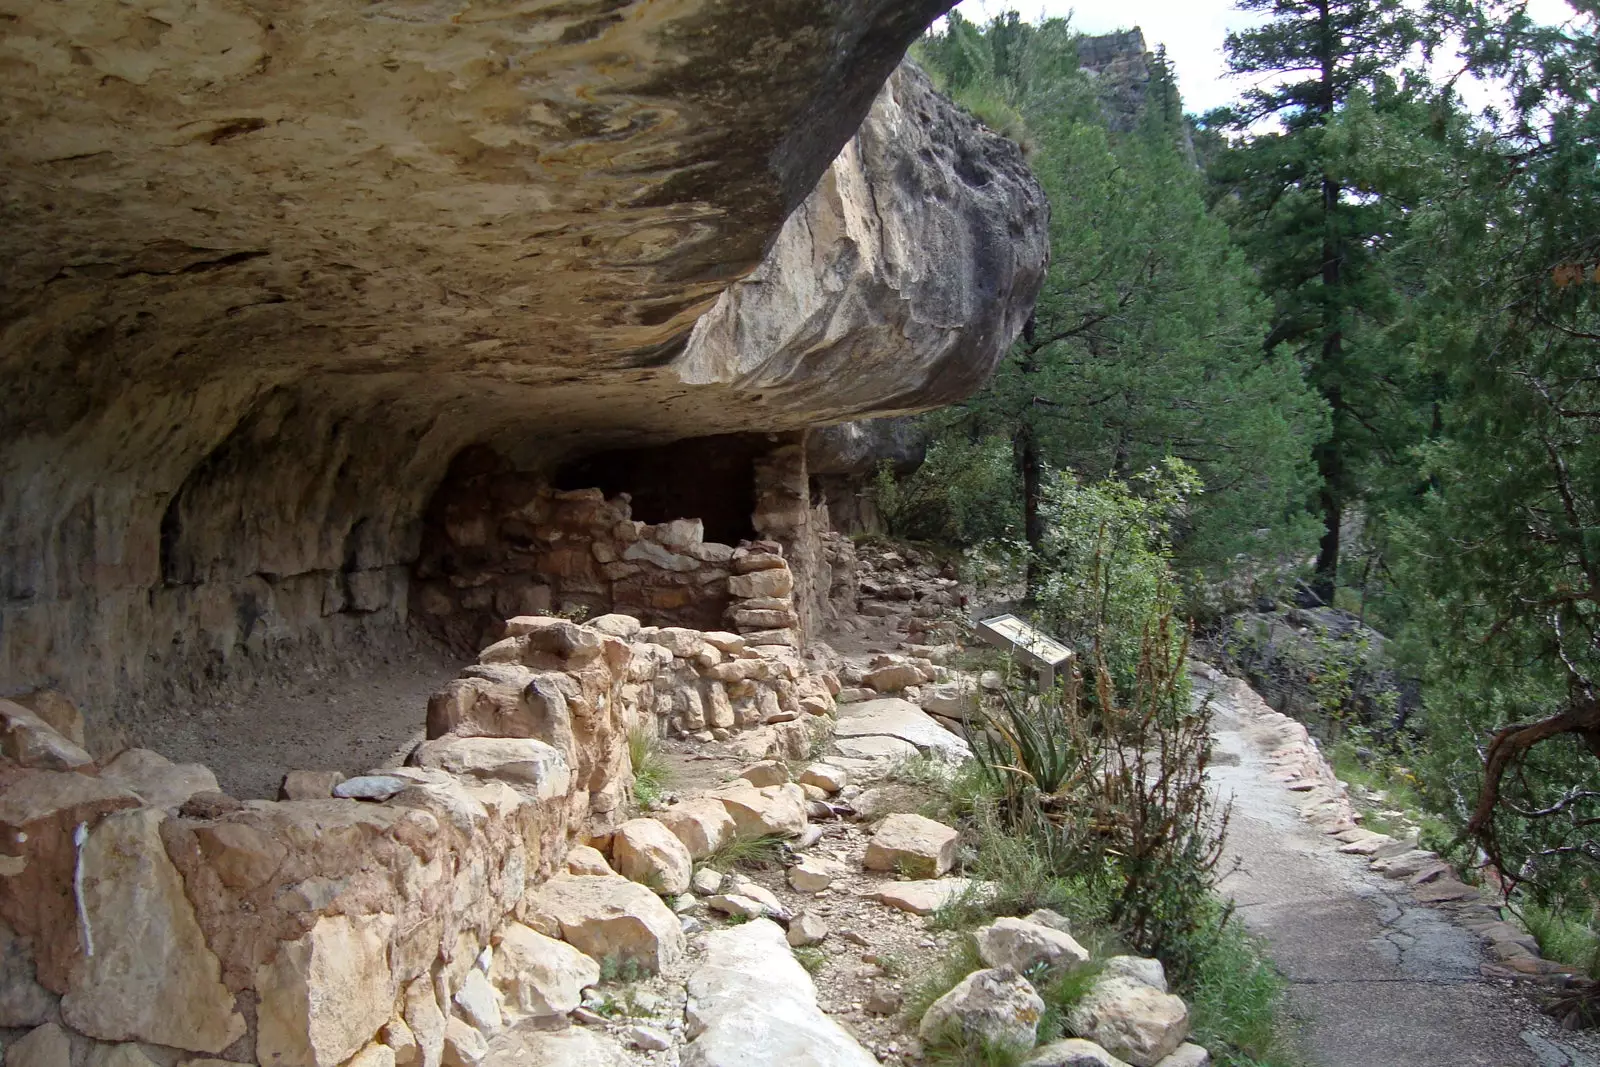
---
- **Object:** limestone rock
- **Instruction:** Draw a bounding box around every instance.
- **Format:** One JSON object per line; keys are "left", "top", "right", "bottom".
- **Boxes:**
{"left": 863, "top": 663, "right": 923, "bottom": 692}
{"left": 872, "top": 879, "right": 980, "bottom": 916}
{"left": 441, "top": 1018, "right": 487, "bottom": 1067}
{"left": 564, "top": 845, "right": 614, "bottom": 876}
{"left": 100, "top": 748, "right": 219, "bottom": 810}
{"left": 334, "top": 775, "right": 410, "bottom": 801}
{"left": 834, "top": 698, "right": 971, "bottom": 761}
{"left": 612, "top": 818, "right": 694, "bottom": 895}
{"left": 918, "top": 967, "right": 1044, "bottom": 1052}
{"left": 411, "top": 737, "right": 570, "bottom": 798}
{"left": 713, "top": 782, "right": 808, "bottom": 839}
{"left": 255, "top": 913, "right": 397, "bottom": 1067}
{"left": 863, "top": 812, "right": 960, "bottom": 877}
{"left": 193, "top": 821, "right": 289, "bottom": 890}
{"left": 524, "top": 874, "right": 685, "bottom": 974}
{"left": 0, "top": 921, "right": 57, "bottom": 1027}
{"left": 61, "top": 809, "right": 246, "bottom": 1053}
{"left": 489, "top": 923, "right": 600, "bottom": 1022}
{"left": 382, "top": 1016, "right": 418, "bottom": 1067}
{"left": 1154, "top": 1045, "right": 1210, "bottom": 1067}
{"left": 722, "top": 874, "right": 788, "bottom": 920}
{"left": 1025, "top": 909, "right": 1075, "bottom": 935}
{"left": 7, "top": 1023, "right": 72, "bottom": 1067}
{"left": 786, "top": 912, "right": 830, "bottom": 947}
{"left": 1024, "top": 1039, "right": 1133, "bottom": 1066}
{"left": 683, "top": 919, "right": 877, "bottom": 1067}
{"left": 787, "top": 855, "right": 843, "bottom": 893}
{"left": 1103, "top": 956, "right": 1167, "bottom": 993}
{"left": 974, "top": 917, "right": 1091, "bottom": 975}
{"left": 797, "top": 764, "right": 849, "bottom": 793}
{"left": 453, "top": 970, "right": 503, "bottom": 1034}
{"left": 728, "top": 569, "right": 794, "bottom": 599}
{"left": 8, "top": 689, "right": 86, "bottom": 747}
{"left": 403, "top": 977, "right": 446, "bottom": 1067}
{"left": 0, "top": 700, "right": 92, "bottom": 771}
{"left": 480, "top": 1026, "right": 628, "bottom": 1067}
{"left": 280, "top": 770, "right": 345, "bottom": 800}
{"left": 588, "top": 614, "right": 643, "bottom": 639}
{"left": 921, "top": 678, "right": 979, "bottom": 717}
{"left": 705, "top": 894, "right": 769, "bottom": 921}
{"left": 657, "top": 800, "right": 738, "bottom": 860}
{"left": 1067, "top": 977, "right": 1190, "bottom": 1067}
{"left": 623, "top": 1025, "right": 671, "bottom": 1052}
{"left": 738, "top": 760, "right": 790, "bottom": 787}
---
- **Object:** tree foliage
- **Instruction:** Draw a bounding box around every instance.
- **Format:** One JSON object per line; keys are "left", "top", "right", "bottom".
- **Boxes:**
{"left": 912, "top": 14, "right": 1323, "bottom": 589}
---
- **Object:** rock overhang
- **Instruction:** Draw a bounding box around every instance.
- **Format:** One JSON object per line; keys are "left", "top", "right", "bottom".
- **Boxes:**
{"left": 0, "top": 0, "right": 1049, "bottom": 718}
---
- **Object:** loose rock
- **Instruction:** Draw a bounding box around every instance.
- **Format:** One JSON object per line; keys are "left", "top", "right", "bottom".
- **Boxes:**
{"left": 863, "top": 812, "right": 959, "bottom": 877}
{"left": 975, "top": 917, "right": 1091, "bottom": 975}
{"left": 611, "top": 818, "right": 693, "bottom": 895}
{"left": 1067, "top": 977, "right": 1190, "bottom": 1067}
{"left": 918, "top": 967, "right": 1044, "bottom": 1052}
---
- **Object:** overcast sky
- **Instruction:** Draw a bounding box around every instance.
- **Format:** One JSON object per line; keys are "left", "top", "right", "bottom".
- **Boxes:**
{"left": 950, "top": 0, "right": 1580, "bottom": 115}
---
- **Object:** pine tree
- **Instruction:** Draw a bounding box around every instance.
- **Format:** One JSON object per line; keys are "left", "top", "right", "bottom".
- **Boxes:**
{"left": 1209, "top": 0, "right": 1434, "bottom": 602}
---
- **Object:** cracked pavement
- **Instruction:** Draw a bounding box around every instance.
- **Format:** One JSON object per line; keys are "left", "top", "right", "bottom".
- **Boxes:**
{"left": 1205, "top": 680, "right": 1599, "bottom": 1067}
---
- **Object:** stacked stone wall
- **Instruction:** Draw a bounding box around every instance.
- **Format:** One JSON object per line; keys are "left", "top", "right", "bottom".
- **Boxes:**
{"left": 0, "top": 611, "right": 840, "bottom": 1067}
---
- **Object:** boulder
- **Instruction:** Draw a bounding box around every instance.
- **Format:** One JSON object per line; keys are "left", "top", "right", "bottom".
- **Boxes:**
{"left": 481, "top": 1025, "right": 628, "bottom": 1067}
{"left": 334, "top": 775, "right": 410, "bottom": 801}
{"left": 442, "top": 1018, "right": 487, "bottom": 1067}
{"left": 702, "top": 632, "right": 746, "bottom": 655}
{"left": 656, "top": 799, "right": 738, "bottom": 860}
{"left": 921, "top": 678, "right": 979, "bottom": 716}
{"left": 1102, "top": 956, "right": 1166, "bottom": 993}
{"left": 0, "top": 699, "right": 92, "bottom": 771}
{"left": 85, "top": 1044, "right": 162, "bottom": 1067}
{"left": 974, "top": 917, "right": 1091, "bottom": 975}
{"left": 60, "top": 809, "right": 246, "bottom": 1053}
{"left": 588, "top": 614, "right": 643, "bottom": 639}
{"left": 1155, "top": 1045, "right": 1210, "bottom": 1067}
{"left": 787, "top": 912, "right": 830, "bottom": 947}
{"left": 863, "top": 813, "right": 960, "bottom": 877}
{"left": 192, "top": 821, "right": 289, "bottom": 890}
{"left": 344, "top": 1045, "right": 397, "bottom": 1067}
{"left": 489, "top": 923, "right": 600, "bottom": 1023}
{"left": 863, "top": 663, "right": 923, "bottom": 692}
{"left": 452, "top": 970, "right": 502, "bottom": 1033}
{"left": 1024, "top": 1039, "right": 1133, "bottom": 1066}
{"left": 611, "top": 818, "right": 694, "bottom": 895}
{"left": 7, "top": 1023, "right": 72, "bottom": 1067}
{"left": 8, "top": 689, "right": 85, "bottom": 747}
{"left": 280, "top": 770, "right": 344, "bottom": 800}
{"left": 1067, "top": 977, "right": 1190, "bottom": 1067}
{"left": 738, "top": 760, "right": 791, "bottom": 787}
{"left": 524, "top": 875, "right": 685, "bottom": 974}
{"left": 834, "top": 698, "right": 971, "bottom": 761}
{"left": 872, "top": 878, "right": 980, "bottom": 916}
{"left": 411, "top": 738, "right": 570, "bottom": 798}
{"left": 683, "top": 920, "right": 877, "bottom": 1067}
{"left": 564, "top": 845, "right": 614, "bottom": 876}
{"left": 787, "top": 854, "right": 844, "bottom": 893}
{"left": 797, "top": 764, "right": 849, "bottom": 793}
{"left": 99, "top": 748, "right": 219, "bottom": 810}
{"left": 713, "top": 782, "right": 808, "bottom": 839}
{"left": 255, "top": 912, "right": 397, "bottom": 1067}
{"left": 918, "top": 967, "right": 1044, "bottom": 1052}
{"left": 382, "top": 1016, "right": 418, "bottom": 1066}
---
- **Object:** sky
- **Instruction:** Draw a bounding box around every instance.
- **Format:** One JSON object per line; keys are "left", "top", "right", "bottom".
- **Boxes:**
{"left": 950, "top": 0, "right": 1579, "bottom": 116}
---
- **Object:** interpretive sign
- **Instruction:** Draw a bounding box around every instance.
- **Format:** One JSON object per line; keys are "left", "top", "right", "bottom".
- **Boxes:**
{"left": 975, "top": 614, "right": 1074, "bottom": 690}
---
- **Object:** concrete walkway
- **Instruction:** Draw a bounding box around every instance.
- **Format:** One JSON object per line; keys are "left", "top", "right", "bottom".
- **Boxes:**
{"left": 1203, "top": 675, "right": 1599, "bottom": 1067}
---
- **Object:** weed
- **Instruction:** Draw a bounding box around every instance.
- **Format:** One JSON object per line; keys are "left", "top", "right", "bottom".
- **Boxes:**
{"left": 920, "top": 1022, "right": 1029, "bottom": 1067}
{"left": 1187, "top": 918, "right": 1303, "bottom": 1067}
{"left": 1521, "top": 904, "right": 1600, "bottom": 980}
{"left": 793, "top": 945, "right": 827, "bottom": 975}
{"left": 875, "top": 950, "right": 910, "bottom": 979}
{"left": 598, "top": 953, "right": 647, "bottom": 985}
{"left": 628, "top": 727, "right": 672, "bottom": 809}
{"left": 704, "top": 834, "right": 786, "bottom": 872}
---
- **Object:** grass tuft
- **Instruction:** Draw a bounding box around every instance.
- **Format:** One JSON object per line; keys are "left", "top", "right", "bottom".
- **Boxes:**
{"left": 628, "top": 727, "right": 672, "bottom": 809}
{"left": 793, "top": 945, "right": 827, "bottom": 975}
{"left": 704, "top": 834, "right": 787, "bottom": 872}
{"left": 904, "top": 935, "right": 985, "bottom": 1025}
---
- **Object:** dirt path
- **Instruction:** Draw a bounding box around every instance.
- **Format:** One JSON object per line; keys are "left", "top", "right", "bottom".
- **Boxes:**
{"left": 1203, "top": 674, "right": 1599, "bottom": 1067}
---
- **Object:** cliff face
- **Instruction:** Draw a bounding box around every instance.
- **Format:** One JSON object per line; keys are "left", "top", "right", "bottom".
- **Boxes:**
{"left": 0, "top": 1, "right": 1048, "bottom": 732}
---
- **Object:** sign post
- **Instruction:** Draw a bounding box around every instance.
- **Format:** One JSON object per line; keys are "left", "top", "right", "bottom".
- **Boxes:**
{"left": 975, "top": 614, "right": 1074, "bottom": 690}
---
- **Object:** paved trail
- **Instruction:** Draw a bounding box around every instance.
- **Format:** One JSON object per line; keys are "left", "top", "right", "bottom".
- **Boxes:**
{"left": 1203, "top": 675, "right": 1599, "bottom": 1067}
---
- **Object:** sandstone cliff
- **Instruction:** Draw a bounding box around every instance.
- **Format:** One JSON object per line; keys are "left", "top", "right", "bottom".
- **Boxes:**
{"left": 0, "top": 1, "right": 1048, "bottom": 738}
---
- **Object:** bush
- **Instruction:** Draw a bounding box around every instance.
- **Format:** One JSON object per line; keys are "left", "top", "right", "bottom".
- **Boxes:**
{"left": 875, "top": 434, "right": 1021, "bottom": 546}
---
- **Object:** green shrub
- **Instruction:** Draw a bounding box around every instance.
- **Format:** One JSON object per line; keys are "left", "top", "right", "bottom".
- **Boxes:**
{"left": 628, "top": 727, "right": 671, "bottom": 809}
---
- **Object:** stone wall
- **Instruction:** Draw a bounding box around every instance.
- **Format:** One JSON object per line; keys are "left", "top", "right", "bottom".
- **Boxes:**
{"left": 413, "top": 443, "right": 823, "bottom": 657}
{"left": 0, "top": 612, "right": 839, "bottom": 1067}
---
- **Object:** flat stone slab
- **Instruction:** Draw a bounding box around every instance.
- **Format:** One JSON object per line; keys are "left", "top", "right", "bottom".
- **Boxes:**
{"left": 683, "top": 919, "right": 877, "bottom": 1066}
{"left": 834, "top": 698, "right": 971, "bottom": 761}
{"left": 872, "top": 878, "right": 988, "bottom": 915}
{"left": 831, "top": 735, "right": 920, "bottom": 763}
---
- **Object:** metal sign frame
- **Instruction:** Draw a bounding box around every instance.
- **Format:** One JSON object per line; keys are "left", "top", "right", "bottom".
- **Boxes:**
{"left": 975, "top": 613, "right": 1074, "bottom": 690}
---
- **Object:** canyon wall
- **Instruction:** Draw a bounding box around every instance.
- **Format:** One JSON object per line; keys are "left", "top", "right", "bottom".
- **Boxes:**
{"left": 0, "top": 0, "right": 1048, "bottom": 743}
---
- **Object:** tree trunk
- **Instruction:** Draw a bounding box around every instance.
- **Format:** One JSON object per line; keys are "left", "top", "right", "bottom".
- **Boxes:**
{"left": 1311, "top": 0, "right": 1344, "bottom": 605}
{"left": 1017, "top": 422, "right": 1044, "bottom": 599}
